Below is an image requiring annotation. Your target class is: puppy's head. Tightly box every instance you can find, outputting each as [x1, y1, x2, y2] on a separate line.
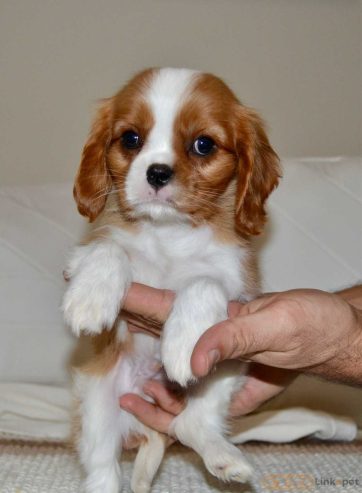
[74, 68, 280, 236]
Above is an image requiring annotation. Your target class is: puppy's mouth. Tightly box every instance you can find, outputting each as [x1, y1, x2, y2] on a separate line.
[129, 187, 187, 221]
[135, 183, 178, 207]
[143, 194, 176, 205]
[124, 172, 190, 221]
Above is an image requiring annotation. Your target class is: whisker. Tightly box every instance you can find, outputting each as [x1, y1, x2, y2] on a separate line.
[87, 186, 122, 203]
[187, 190, 221, 202]
[180, 192, 219, 210]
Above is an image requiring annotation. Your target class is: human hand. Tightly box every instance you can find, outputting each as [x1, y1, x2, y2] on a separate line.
[120, 379, 185, 435]
[120, 284, 295, 432]
[191, 289, 362, 385]
[119, 363, 295, 434]
[120, 285, 362, 435]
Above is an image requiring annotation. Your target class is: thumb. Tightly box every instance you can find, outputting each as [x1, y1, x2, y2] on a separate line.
[191, 312, 274, 378]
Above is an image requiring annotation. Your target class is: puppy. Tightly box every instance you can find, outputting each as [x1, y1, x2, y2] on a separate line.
[63, 67, 280, 493]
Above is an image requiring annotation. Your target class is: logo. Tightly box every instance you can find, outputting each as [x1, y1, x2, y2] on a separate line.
[260, 473, 361, 491]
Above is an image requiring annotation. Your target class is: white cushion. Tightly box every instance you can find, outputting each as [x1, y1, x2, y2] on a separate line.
[0, 157, 361, 386]
[0, 183, 87, 383]
[260, 156, 361, 292]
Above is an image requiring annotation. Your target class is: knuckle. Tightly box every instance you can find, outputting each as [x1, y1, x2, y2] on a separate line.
[272, 299, 299, 329]
[227, 320, 249, 358]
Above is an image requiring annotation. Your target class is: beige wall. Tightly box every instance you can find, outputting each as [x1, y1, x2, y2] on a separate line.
[1, 0, 361, 186]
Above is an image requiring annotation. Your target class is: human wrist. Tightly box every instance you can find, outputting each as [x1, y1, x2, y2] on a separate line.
[307, 303, 362, 385]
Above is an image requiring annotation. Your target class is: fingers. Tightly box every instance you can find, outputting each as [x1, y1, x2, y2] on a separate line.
[190, 318, 253, 378]
[119, 380, 185, 435]
[229, 379, 283, 416]
[143, 380, 185, 415]
[120, 394, 173, 434]
[126, 320, 161, 338]
[191, 311, 276, 378]
[229, 365, 297, 416]
[123, 283, 175, 325]
[227, 300, 243, 317]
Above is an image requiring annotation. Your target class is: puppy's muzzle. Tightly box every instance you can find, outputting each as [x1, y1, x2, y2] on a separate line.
[146, 164, 173, 191]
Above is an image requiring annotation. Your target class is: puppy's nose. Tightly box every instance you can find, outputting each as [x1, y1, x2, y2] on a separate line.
[146, 164, 174, 190]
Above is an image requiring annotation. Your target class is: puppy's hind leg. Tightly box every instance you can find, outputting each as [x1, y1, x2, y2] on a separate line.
[75, 370, 123, 493]
[170, 361, 253, 484]
[131, 430, 168, 493]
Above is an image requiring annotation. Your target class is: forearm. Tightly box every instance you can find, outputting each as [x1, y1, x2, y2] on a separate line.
[306, 297, 362, 386]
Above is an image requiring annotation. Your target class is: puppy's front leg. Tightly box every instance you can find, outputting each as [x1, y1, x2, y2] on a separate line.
[63, 237, 132, 336]
[162, 277, 228, 386]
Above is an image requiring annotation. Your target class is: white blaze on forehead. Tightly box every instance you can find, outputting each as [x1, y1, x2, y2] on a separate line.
[125, 68, 200, 217]
[145, 68, 199, 164]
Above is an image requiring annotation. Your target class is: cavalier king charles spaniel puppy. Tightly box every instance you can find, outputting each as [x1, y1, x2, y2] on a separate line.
[63, 67, 280, 493]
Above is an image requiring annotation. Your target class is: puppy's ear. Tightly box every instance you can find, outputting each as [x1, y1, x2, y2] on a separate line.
[73, 98, 113, 222]
[234, 106, 281, 236]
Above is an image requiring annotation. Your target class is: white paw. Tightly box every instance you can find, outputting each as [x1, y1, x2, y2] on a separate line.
[84, 464, 121, 493]
[203, 443, 253, 483]
[161, 324, 198, 387]
[162, 305, 226, 387]
[63, 242, 131, 336]
[131, 479, 151, 493]
[63, 277, 123, 336]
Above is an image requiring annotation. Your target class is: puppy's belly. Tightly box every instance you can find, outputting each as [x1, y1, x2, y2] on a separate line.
[115, 350, 163, 397]
[75, 334, 163, 446]
[114, 349, 164, 441]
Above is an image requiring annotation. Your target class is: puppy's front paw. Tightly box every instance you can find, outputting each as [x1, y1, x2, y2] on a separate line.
[162, 280, 228, 386]
[162, 321, 198, 387]
[63, 242, 131, 336]
[63, 276, 124, 336]
[162, 306, 226, 387]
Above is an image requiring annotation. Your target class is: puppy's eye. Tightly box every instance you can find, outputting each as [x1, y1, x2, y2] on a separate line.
[121, 130, 142, 150]
[192, 136, 216, 156]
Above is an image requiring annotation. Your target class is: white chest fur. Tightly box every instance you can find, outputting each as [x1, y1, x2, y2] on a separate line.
[110, 221, 248, 299]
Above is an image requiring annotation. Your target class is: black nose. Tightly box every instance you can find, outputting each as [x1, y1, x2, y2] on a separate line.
[146, 164, 174, 190]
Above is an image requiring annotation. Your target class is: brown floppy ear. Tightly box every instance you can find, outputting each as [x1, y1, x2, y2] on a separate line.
[73, 98, 113, 222]
[234, 106, 281, 237]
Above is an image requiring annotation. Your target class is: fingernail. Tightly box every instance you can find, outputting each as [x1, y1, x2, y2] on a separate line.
[143, 384, 153, 396]
[207, 349, 220, 371]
